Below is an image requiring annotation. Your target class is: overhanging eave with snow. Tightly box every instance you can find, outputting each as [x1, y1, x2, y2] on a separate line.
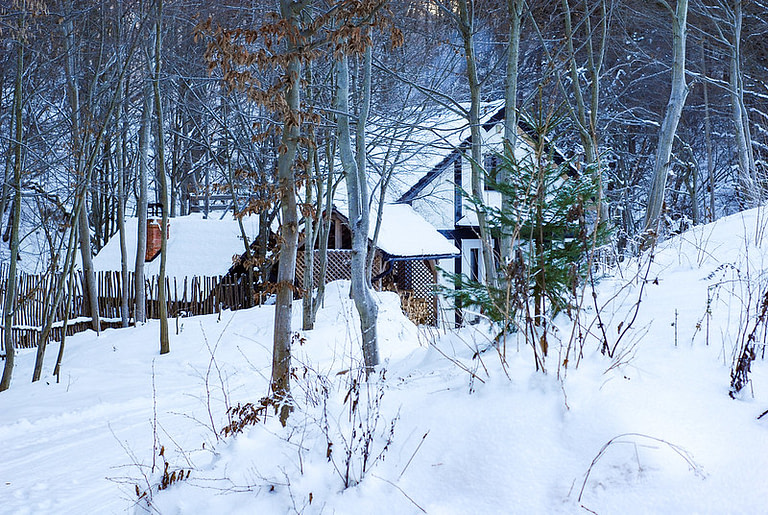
[373, 204, 460, 260]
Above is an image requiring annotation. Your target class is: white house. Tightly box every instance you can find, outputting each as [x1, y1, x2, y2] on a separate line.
[356, 100, 578, 326]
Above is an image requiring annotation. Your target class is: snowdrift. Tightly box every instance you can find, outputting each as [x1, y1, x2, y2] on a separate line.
[1, 210, 768, 514]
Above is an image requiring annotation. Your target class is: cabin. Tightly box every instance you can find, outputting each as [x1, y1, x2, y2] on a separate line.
[92, 211, 262, 318]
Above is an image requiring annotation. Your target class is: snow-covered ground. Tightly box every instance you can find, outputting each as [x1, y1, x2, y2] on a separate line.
[2, 209, 768, 514]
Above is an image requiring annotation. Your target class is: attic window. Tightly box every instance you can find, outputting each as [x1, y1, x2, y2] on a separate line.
[483, 153, 500, 191]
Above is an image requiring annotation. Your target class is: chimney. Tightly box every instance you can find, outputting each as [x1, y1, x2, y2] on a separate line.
[145, 203, 169, 262]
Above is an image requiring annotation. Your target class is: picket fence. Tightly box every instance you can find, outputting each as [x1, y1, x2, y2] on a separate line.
[0, 263, 251, 353]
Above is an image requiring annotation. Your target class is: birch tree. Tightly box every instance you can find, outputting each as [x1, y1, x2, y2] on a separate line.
[115, 1, 130, 328]
[334, 44, 379, 373]
[704, 0, 757, 205]
[60, 1, 101, 332]
[642, 0, 689, 248]
[152, 0, 170, 355]
[560, 0, 609, 168]
[434, 0, 497, 285]
[135, 87, 150, 324]
[500, 0, 524, 264]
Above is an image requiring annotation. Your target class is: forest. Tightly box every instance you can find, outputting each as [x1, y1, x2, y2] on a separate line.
[1, 1, 768, 511]
[2, 0, 766, 379]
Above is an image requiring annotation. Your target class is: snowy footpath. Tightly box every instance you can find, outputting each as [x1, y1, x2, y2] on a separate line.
[2, 211, 768, 514]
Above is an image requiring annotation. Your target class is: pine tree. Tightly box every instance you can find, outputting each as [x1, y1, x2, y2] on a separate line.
[447, 112, 608, 369]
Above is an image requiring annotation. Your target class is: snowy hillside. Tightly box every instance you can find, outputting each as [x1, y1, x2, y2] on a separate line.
[2, 209, 768, 514]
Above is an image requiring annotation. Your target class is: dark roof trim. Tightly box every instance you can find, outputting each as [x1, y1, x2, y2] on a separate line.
[381, 252, 459, 262]
[398, 146, 465, 204]
[396, 105, 579, 204]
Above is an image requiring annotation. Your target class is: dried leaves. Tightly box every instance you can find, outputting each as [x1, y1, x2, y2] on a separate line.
[196, 0, 403, 121]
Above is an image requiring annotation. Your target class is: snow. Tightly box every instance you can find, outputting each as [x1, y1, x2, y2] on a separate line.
[361, 100, 505, 203]
[373, 204, 459, 258]
[331, 202, 459, 258]
[2, 209, 768, 514]
[92, 213, 261, 279]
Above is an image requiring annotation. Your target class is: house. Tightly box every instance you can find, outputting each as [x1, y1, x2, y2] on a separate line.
[352, 101, 579, 325]
[91, 102, 576, 326]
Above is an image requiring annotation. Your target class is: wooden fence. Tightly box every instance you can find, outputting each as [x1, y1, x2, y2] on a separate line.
[0, 263, 251, 353]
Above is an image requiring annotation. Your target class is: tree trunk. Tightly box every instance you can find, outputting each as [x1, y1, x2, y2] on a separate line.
[153, 0, 170, 355]
[457, 0, 496, 285]
[302, 154, 316, 331]
[562, 0, 597, 165]
[561, 0, 607, 222]
[701, 37, 716, 221]
[135, 87, 150, 324]
[0, 30, 24, 392]
[1, 187, 21, 392]
[0, 102, 12, 240]
[78, 205, 100, 332]
[302, 61, 317, 330]
[501, 0, 523, 264]
[53, 268, 76, 381]
[335, 48, 379, 375]
[117, 73, 130, 327]
[33, 224, 80, 382]
[309, 137, 336, 326]
[642, 0, 689, 249]
[62, 11, 101, 332]
[730, 0, 756, 206]
[271, 0, 303, 425]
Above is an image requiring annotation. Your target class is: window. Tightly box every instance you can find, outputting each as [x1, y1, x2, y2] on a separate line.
[484, 153, 500, 191]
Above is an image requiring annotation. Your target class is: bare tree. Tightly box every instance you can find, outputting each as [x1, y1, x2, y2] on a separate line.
[434, 0, 498, 284]
[642, 0, 689, 248]
[60, 0, 101, 332]
[135, 85, 150, 325]
[501, 0, 524, 264]
[0, 2, 27, 392]
[152, 0, 170, 355]
[334, 44, 379, 374]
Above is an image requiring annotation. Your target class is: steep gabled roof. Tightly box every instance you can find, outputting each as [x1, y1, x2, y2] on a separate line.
[361, 100, 505, 203]
[396, 105, 579, 204]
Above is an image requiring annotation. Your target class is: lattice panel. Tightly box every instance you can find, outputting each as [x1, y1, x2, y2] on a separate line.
[391, 259, 438, 325]
[296, 250, 356, 289]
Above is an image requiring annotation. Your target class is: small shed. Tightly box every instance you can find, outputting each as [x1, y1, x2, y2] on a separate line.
[297, 204, 460, 325]
[93, 213, 262, 317]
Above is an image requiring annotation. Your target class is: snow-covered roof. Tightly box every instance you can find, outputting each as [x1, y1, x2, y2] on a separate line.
[93, 214, 260, 279]
[365, 100, 505, 203]
[373, 204, 459, 258]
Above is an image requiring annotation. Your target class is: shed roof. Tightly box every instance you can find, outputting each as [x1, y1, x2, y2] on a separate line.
[92, 214, 260, 279]
[372, 204, 459, 259]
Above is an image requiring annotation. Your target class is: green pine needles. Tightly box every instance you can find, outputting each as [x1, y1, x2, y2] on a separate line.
[445, 113, 609, 367]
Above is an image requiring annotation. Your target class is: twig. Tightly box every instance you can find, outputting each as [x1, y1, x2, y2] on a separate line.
[399, 431, 429, 480]
[371, 474, 427, 514]
[578, 432, 704, 504]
